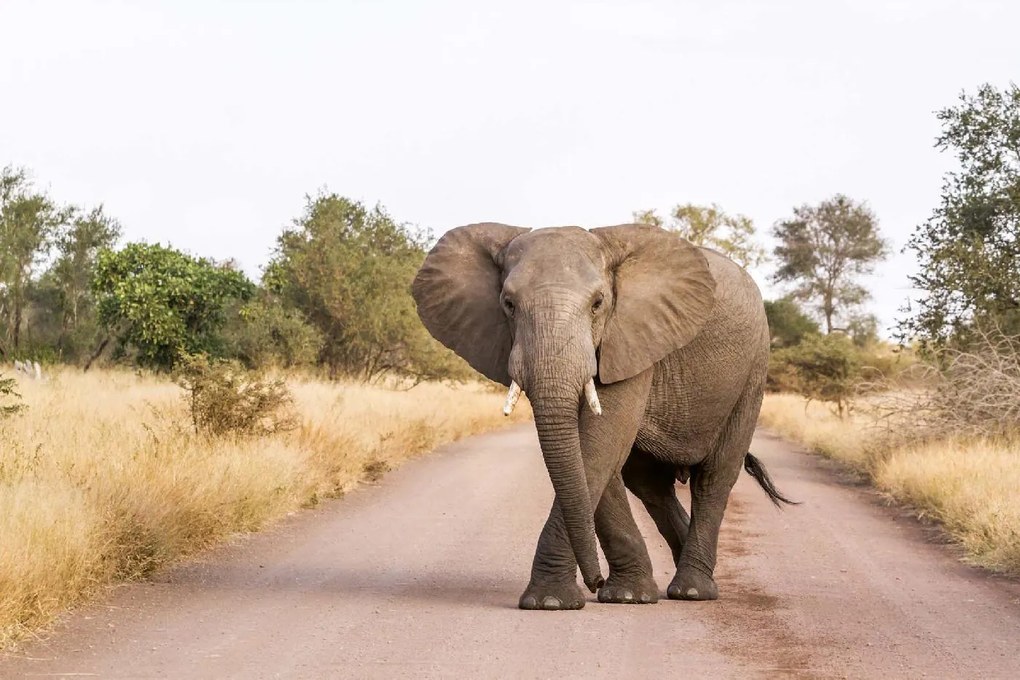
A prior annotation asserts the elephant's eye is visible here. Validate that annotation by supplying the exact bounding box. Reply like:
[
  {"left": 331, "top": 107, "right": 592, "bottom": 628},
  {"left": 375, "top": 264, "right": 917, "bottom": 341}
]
[
  {"left": 591, "top": 292, "right": 605, "bottom": 314},
  {"left": 503, "top": 297, "right": 515, "bottom": 316}
]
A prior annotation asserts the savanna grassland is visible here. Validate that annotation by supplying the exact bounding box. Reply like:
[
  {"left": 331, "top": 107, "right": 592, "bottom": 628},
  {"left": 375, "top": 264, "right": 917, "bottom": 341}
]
[
  {"left": 759, "top": 394, "right": 1020, "bottom": 574},
  {"left": 0, "top": 369, "right": 530, "bottom": 648}
]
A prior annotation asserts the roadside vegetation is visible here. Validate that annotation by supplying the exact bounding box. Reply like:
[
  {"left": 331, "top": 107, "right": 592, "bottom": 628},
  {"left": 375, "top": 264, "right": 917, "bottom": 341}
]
[
  {"left": 0, "top": 172, "right": 518, "bottom": 648},
  {"left": 760, "top": 84, "right": 1020, "bottom": 575},
  {"left": 0, "top": 367, "right": 530, "bottom": 647}
]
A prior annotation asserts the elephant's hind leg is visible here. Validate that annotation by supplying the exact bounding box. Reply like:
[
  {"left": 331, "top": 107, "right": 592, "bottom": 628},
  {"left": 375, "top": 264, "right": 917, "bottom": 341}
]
[
  {"left": 593, "top": 474, "right": 658, "bottom": 604},
  {"left": 668, "top": 380, "right": 764, "bottom": 601},
  {"left": 621, "top": 450, "right": 690, "bottom": 566}
]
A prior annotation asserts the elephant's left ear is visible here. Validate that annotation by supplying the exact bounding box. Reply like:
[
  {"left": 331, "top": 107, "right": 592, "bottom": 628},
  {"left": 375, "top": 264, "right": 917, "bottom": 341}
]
[{"left": 592, "top": 224, "right": 717, "bottom": 384}]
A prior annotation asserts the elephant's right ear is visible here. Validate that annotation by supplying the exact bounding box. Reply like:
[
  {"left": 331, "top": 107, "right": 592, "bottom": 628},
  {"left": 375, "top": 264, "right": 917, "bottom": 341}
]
[{"left": 412, "top": 223, "right": 530, "bottom": 386}]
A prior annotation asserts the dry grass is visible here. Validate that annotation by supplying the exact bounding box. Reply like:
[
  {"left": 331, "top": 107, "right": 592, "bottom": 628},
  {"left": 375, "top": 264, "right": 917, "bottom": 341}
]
[
  {"left": 876, "top": 438, "right": 1020, "bottom": 572},
  {"left": 759, "top": 393, "right": 1020, "bottom": 574},
  {"left": 757, "top": 394, "right": 876, "bottom": 469},
  {"left": 0, "top": 369, "right": 530, "bottom": 648}
]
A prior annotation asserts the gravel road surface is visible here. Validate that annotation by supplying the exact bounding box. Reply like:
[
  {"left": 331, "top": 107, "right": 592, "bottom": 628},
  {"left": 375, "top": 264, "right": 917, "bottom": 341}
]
[{"left": 3, "top": 425, "right": 1019, "bottom": 679}]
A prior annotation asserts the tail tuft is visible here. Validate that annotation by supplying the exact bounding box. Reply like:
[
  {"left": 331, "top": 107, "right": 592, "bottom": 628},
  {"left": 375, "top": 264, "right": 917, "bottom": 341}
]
[{"left": 743, "top": 453, "right": 799, "bottom": 508}]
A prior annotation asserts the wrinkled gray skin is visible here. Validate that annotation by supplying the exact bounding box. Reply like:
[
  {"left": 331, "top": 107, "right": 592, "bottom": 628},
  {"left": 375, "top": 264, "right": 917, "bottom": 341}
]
[{"left": 413, "top": 223, "right": 781, "bottom": 610}]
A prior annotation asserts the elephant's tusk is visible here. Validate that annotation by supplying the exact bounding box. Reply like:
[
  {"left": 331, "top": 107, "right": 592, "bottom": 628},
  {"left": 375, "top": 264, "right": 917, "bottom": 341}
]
[
  {"left": 584, "top": 379, "right": 602, "bottom": 416},
  {"left": 503, "top": 381, "right": 522, "bottom": 416}
]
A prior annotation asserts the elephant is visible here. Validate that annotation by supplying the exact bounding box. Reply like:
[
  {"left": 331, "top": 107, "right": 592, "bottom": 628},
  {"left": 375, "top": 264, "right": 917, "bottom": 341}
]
[{"left": 412, "top": 222, "right": 794, "bottom": 610}]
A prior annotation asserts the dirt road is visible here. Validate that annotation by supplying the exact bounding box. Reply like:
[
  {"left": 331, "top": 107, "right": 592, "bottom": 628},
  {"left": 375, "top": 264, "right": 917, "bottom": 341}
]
[{"left": 3, "top": 426, "right": 1019, "bottom": 679}]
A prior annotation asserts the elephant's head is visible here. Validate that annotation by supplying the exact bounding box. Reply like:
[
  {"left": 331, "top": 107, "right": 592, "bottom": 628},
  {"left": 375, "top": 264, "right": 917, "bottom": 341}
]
[{"left": 412, "top": 223, "right": 716, "bottom": 591}]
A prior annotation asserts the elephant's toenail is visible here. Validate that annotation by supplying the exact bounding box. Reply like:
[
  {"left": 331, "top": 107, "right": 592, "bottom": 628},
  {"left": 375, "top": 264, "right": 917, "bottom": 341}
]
[
  {"left": 686, "top": 587, "right": 699, "bottom": 598},
  {"left": 640, "top": 593, "right": 651, "bottom": 603},
  {"left": 520, "top": 595, "right": 538, "bottom": 609},
  {"left": 541, "top": 596, "right": 562, "bottom": 610},
  {"left": 622, "top": 590, "right": 634, "bottom": 601}
]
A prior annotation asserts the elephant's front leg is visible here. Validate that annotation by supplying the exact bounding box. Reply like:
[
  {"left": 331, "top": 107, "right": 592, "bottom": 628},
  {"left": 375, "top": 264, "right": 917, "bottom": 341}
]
[
  {"left": 594, "top": 474, "right": 658, "bottom": 604},
  {"left": 519, "top": 500, "right": 587, "bottom": 610},
  {"left": 519, "top": 371, "right": 652, "bottom": 611}
]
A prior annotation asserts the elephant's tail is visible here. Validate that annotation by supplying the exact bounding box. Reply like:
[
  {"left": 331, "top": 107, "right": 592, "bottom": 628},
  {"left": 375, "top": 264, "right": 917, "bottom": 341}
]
[{"left": 743, "top": 453, "right": 799, "bottom": 508}]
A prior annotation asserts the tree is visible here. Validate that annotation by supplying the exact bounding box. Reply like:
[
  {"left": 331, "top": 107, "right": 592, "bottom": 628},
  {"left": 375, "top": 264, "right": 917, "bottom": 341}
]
[
  {"left": 219, "top": 292, "right": 323, "bottom": 369},
  {"left": 632, "top": 203, "right": 766, "bottom": 268},
  {"left": 772, "top": 195, "right": 888, "bottom": 334},
  {"left": 763, "top": 297, "right": 820, "bottom": 348},
  {"left": 899, "top": 83, "right": 1020, "bottom": 348},
  {"left": 49, "top": 205, "right": 121, "bottom": 356},
  {"left": 92, "top": 243, "right": 255, "bottom": 370},
  {"left": 846, "top": 313, "right": 880, "bottom": 348},
  {"left": 0, "top": 166, "right": 69, "bottom": 349},
  {"left": 268, "top": 192, "right": 467, "bottom": 381}
]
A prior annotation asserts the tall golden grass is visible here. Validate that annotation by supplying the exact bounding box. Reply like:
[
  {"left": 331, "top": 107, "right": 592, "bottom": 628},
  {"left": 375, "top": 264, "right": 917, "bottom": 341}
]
[
  {"left": 0, "top": 369, "right": 530, "bottom": 648},
  {"left": 759, "top": 393, "right": 1020, "bottom": 574}
]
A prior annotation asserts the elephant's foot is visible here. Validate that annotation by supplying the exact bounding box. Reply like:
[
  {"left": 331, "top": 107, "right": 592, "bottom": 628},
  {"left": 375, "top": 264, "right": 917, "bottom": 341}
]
[
  {"left": 518, "top": 580, "right": 586, "bottom": 610},
  {"left": 597, "top": 572, "right": 659, "bottom": 604},
  {"left": 667, "top": 565, "right": 719, "bottom": 601}
]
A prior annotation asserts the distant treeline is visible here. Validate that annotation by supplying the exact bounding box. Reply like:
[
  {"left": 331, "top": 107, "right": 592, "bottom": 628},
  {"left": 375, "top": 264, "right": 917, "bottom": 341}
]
[
  {"left": 0, "top": 179, "right": 470, "bottom": 381},
  {"left": 1, "top": 83, "right": 1015, "bottom": 387}
]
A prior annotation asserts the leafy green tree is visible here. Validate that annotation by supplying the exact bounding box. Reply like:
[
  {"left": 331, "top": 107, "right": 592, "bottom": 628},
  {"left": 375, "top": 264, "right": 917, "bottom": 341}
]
[
  {"left": 899, "top": 83, "right": 1020, "bottom": 348},
  {"left": 0, "top": 166, "right": 70, "bottom": 349},
  {"left": 268, "top": 192, "right": 466, "bottom": 381},
  {"left": 632, "top": 203, "right": 766, "bottom": 268},
  {"left": 92, "top": 243, "right": 255, "bottom": 370},
  {"left": 763, "top": 297, "right": 820, "bottom": 348},
  {"left": 772, "top": 195, "right": 888, "bottom": 334}
]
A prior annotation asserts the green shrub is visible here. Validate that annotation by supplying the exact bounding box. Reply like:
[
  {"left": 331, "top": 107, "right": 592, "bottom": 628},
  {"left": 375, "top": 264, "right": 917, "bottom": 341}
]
[
  {"left": 770, "top": 334, "right": 862, "bottom": 417},
  {"left": 174, "top": 354, "right": 296, "bottom": 437}
]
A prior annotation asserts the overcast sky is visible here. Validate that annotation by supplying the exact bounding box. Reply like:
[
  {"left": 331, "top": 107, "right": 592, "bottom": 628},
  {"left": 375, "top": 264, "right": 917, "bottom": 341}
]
[{"left": 2, "top": 1, "right": 1017, "bottom": 335}]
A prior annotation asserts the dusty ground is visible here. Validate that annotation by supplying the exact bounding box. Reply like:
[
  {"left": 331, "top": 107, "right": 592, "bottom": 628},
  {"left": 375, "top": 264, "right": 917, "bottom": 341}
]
[{"left": 2, "top": 426, "right": 1019, "bottom": 679}]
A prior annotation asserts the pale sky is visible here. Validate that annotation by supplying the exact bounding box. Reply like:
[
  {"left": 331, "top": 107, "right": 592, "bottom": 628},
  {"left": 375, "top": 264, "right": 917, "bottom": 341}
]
[{"left": 2, "top": 1, "right": 1017, "bottom": 336}]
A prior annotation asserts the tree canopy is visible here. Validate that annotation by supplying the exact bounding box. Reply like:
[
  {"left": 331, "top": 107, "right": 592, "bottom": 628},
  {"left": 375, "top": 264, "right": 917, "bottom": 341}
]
[
  {"left": 633, "top": 203, "right": 766, "bottom": 268},
  {"left": 899, "top": 83, "right": 1020, "bottom": 348},
  {"left": 266, "top": 192, "right": 469, "bottom": 381},
  {"left": 764, "top": 297, "right": 820, "bottom": 348},
  {"left": 93, "top": 243, "right": 255, "bottom": 370},
  {"left": 0, "top": 166, "right": 70, "bottom": 351},
  {"left": 772, "top": 195, "right": 888, "bottom": 334}
]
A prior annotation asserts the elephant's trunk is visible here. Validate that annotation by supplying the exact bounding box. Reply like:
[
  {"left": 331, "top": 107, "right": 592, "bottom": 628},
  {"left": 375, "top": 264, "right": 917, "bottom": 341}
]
[{"left": 528, "top": 383, "right": 604, "bottom": 593}]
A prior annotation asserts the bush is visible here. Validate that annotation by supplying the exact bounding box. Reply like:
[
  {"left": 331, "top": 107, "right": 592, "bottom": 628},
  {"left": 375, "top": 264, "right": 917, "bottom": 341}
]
[
  {"left": 769, "top": 333, "right": 862, "bottom": 417},
  {"left": 174, "top": 355, "right": 296, "bottom": 437},
  {"left": 918, "top": 329, "right": 1020, "bottom": 440}
]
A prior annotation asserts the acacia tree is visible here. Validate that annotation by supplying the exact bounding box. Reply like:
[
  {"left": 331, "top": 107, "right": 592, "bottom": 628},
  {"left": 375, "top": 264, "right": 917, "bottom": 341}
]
[
  {"left": 772, "top": 195, "right": 888, "bottom": 334},
  {"left": 632, "top": 203, "right": 766, "bottom": 268},
  {"left": 899, "top": 83, "right": 1020, "bottom": 348},
  {"left": 0, "top": 166, "right": 69, "bottom": 349}
]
